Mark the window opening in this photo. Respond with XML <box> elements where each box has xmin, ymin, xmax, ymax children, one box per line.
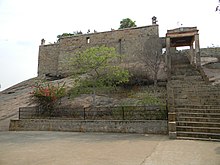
<box><xmin>86</xmin><ymin>37</ymin><xmax>90</xmax><ymax>44</ymax></box>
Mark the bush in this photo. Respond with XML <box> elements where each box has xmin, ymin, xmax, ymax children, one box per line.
<box><xmin>30</xmin><ymin>81</ymin><xmax>66</xmax><ymax>115</ymax></box>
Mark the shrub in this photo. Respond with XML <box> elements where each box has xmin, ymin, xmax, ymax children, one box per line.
<box><xmin>30</xmin><ymin>81</ymin><xmax>66</xmax><ymax>115</ymax></box>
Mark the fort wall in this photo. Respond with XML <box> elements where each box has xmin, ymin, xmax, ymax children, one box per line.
<box><xmin>38</xmin><ymin>25</ymin><xmax>165</xmax><ymax>80</ymax></box>
<box><xmin>38</xmin><ymin>43</ymin><xmax>59</xmax><ymax>76</ymax></box>
<box><xmin>37</xmin><ymin>23</ymin><xmax>220</xmax><ymax>82</ymax></box>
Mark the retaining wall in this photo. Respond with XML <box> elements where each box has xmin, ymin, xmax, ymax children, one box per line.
<box><xmin>9</xmin><ymin>119</ymin><xmax>168</xmax><ymax>134</ymax></box>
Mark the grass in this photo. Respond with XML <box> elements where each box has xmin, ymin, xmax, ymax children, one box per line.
<box><xmin>68</xmin><ymin>84</ymin><xmax>167</xmax><ymax>107</ymax></box>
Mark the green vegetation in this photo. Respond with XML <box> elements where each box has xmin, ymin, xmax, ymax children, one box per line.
<box><xmin>117</xmin><ymin>86</ymin><xmax>166</xmax><ymax>107</ymax></box>
<box><xmin>30</xmin><ymin>81</ymin><xmax>66</xmax><ymax>114</ymax></box>
<box><xmin>69</xmin><ymin>46</ymin><xmax>130</xmax><ymax>106</ymax></box>
<box><xmin>57</xmin><ymin>31</ymin><xmax>83</xmax><ymax>40</ymax></box>
<box><xmin>119</xmin><ymin>18</ymin><xmax>137</xmax><ymax>29</ymax></box>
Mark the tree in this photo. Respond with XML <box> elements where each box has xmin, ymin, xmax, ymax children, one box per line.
<box><xmin>57</xmin><ymin>31</ymin><xmax>83</xmax><ymax>41</ymax></box>
<box><xmin>119</xmin><ymin>18</ymin><xmax>137</xmax><ymax>29</ymax></box>
<box><xmin>69</xmin><ymin>46</ymin><xmax>130</xmax><ymax>107</ymax></box>
<box><xmin>135</xmin><ymin>38</ymin><xmax>162</xmax><ymax>88</ymax></box>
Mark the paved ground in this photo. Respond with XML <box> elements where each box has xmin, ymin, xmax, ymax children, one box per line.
<box><xmin>0</xmin><ymin>131</ymin><xmax>219</xmax><ymax>165</ymax></box>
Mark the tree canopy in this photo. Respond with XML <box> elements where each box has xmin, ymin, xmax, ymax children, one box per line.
<box><xmin>69</xmin><ymin>46</ymin><xmax>130</xmax><ymax>100</ymax></box>
<box><xmin>70</xmin><ymin>46</ymin><xmax>130</xmax><ymax>86</ymax></box>
<box><xmin>119</xmin><ymin>18</ymin><xmax>137</xmax><ymax>29</ymax></box>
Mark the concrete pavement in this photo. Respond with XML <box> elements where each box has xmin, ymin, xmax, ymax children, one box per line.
<box><xmin>0</xmin><ymin>131</ymin><xmax>219</xmax><ymax>165</ymax></box>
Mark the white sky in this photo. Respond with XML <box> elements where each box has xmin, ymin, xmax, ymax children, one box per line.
<box><xmin>0</xmin><ymin>0</ymin><xmax>219</xmax><ymax>91</ymax></box>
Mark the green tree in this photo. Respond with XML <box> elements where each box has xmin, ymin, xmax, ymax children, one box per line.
<box><xmin>69</xmin><ymin>46</ymin><xmax>130</xmax><ymax>107</ymax></box>
<box><xmin>119</xmin><ymin>18</ymin><xmax>137</xmax><ymax>29</ymax></box>
<box><xmin>57</xmin><ymin>31</ymin><xmax>83</xmax><ymax>40</ymax></box>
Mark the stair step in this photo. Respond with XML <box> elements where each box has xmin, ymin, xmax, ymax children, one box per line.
<box><xmin>176</xmin><ymin>112</ymin><xmax>220</xmax><ymax>118</ymax></box>
<box><xmin>173</xmin><ymin>92</ymin><xmax>220</xmax><ymax>96</ymax></box>
<box><xmin>168</xmin><ymin>58</ymin><xmax>220</xmax><ymax>140</ymax></box>
<box><xmin>175</xmin><ymin>108</ymin><xmax>220</xmax><ymax>113</ymax></box>
<box><xmin>172</xmin><ymin>64</ymin><xmax>192</xmax><ymax>68</ymax></box>
<box><xmin>172</xmin><ymin>88</ymin><xmax>220</xmax><ymax>93</ymax></box>
<box><xmin>168</xmin><ymin>79</ymin><xmax>206</xmax><ymax>83</ymax></box>
<box><xmin>174</xmin><ymin>100</ymin><xmax>220</xmax><ymax>106</ymax></box>
<box><xmin>173</xmin><ymin>89</ymin><xmax>220</xmax><ymax>93</ymax></box>
<box><xmin>171</xmin><ymin>76</ymin><xmax>203</xmax><ymax>81</ymax></box>
<box><xmin>177</xmin><ymin>121</ymin><xmax>220</xmax><ymax>127</ymax></box>
<box><xmin>176</xmin><ymin>126</ymin><xmax>220</xmax><ymax>133</ymax></box>
<box><xmin>176</xmin><ymin>136</ymin><xmax>220</xmax><ymax>142</ymax></box>
<box><xmin>171</xmin><ymin>82</ymin><xmax>220</xmax><ymax>85</ymax></box>
<box><xmin>177</xmin><ymin>131</ymin><xmax>220</xmax><ymax>139</ymax></box>
<box><xmin>177</xmin><ymin>117</ymin><xmax>220</xmax><ymax>122</ymax></box>
<box><xmin>171</xmin><ymin>71</ymin><xmax>200</xmax><ymax>76</ymax></box>
<box><xmin>175</xmin><ymin>105</ymin><xmax>220</xmax><ymax>109</ymax></box>
<box><xmin>173</xmin><ymin>97</ymin><xmax>220</xmax><ymax>102</ymax></box>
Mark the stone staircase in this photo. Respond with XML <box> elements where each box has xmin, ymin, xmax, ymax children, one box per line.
<box><xmin>167</xmin><ymin>52</ymin><xmax>220</xmax><ymax>141</ymax></box>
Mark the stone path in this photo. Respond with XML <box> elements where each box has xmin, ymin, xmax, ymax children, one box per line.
<box><xmin>0</xmin><ymin>132</ymin><xmax>219</xmax><ymax>165</ymax></box>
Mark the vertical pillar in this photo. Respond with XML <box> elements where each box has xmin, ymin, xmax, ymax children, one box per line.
<box><xmin>166</xmin><ymin>37</ymin><xmax>171</xmax><ymax>79</ymax></box>
<box><xmin>189</xmin><ymin>45</ymin><xmax>194</xmax><ymax>65</ymax></box>
<box><xmin>195</xmin><ymin>34</ymin><xmax>201</xmax><ymax>67</ymax></box>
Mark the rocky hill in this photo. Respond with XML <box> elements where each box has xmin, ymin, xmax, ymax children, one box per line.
<box><xmin>0</xmin><ymin>76</ymin><xmax>167</xmax><ymax>131</ymax></box>
<box><xmin>0</xmin><ymin>77</ymin><xmax>76</xmax><ymax>131</ymax></box>
<box><xmin>0</xmin><ymin>56</ymin><xmax>219</xmax><ymax>131</ymax></box>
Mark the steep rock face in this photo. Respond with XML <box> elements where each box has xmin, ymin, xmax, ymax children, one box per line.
<box><xmin>0</xmin><ymin>77</ymin><xmax>74</xmax><ymax>130</ymax></box>
<box><xmin>0</xmin><ymin>78</ymin><xmax>36</xmax><ymax>130</ymax></box>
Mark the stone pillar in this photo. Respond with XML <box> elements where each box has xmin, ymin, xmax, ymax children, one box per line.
<box><xmin>166</xmin><ymin>37</ymin><xmax>171</xmax><ymax>79</ymax></box>
<box><xmin>168</xmin><ymin>106</ymin><xmax>177</xmax><ymax>139</ymax></box>
<box><xmin>195</xmin><ymin>34</ymin><xmax>201</xmax><ymax>67</ymax></box>
<box><xmin>169</xmin><ymin>121</ymin><xmax>177</xmax><ymax>139</ymax></box>
<box><xmin>189</xmin><ymin>45</ymin><xmax>194</xmax><ymax>65</ymax></box>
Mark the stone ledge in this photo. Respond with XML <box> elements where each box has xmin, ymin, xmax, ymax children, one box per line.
<box><xmin>9</xmin><ymin>119</ymin><xmax>168</xmax><ymax>134</ymax></box>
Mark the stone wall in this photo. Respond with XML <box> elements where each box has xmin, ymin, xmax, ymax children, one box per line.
<box><xmin>9</xmin><ymin>119</ymin><xmax>168</xmax><ymax>134</ymax></box>
<box><xmin>38</xmin><ymin>25</ymin><xmax>165</xmax><ymax>80</ymax></box>
<box><xmin>200</xmin><ymin>47</ymin><xmax>220</xmax><ymax>57</ymax></box>
<box><xmin>38</xmin><ymin>43</ymin><xmax>59</xmax><ymax>76</ymax></box>
<box><xmin>182</xmin><ymin>47</ymin><xmax>220</xmax><ymax>58</ymax></box>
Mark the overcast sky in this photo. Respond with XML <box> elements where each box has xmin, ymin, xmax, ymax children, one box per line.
<box><xmin>0</xmin><ymin>0</ymin><xmax>219</xmax><ymax>91</ymax></box>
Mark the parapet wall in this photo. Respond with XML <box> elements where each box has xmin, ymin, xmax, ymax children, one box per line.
<box><xmin>38</xmin><ymin>25</ymin><xmax>164</xmax><ymax>79</ymax></box>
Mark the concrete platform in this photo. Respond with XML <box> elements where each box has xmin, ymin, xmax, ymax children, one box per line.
<box><xmin>0</xmin><ymin>131</ymin><xmax>219</xmax><ymax>165</ymax></box>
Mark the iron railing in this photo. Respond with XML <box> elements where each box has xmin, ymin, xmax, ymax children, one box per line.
<box><xmin>19</xmin><ymin>105</ymin><xmax>167</xmax><ymax>120</ymax></box>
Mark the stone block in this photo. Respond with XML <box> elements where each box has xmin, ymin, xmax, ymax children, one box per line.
<box><xmin>168</xmin><ymin>121</ymin><xmax>176</xmax><ymax>132</ymax></box>
<box><xmin>168</xmin><ymin>112</ymin><xmax>176</xmax><ymax>122</ymax></box>
<box><xmin>169</xmin><ymin>131</ymin><xmax>177</xmax><ymax>139</ymax></box>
